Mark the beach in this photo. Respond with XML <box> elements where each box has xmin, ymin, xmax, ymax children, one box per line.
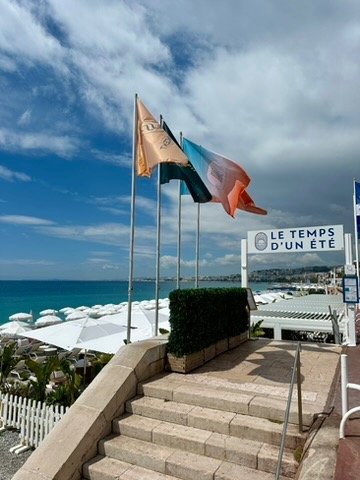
<box><xmin>0</xmin><ymin>280</ymin><xmax>272</xmax><ymax>326</ymax></box>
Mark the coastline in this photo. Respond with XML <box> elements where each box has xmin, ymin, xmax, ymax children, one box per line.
<box><xmin>0</xmin><ymin>280</ymin><xmax>273</xmax><ymax>326</ymax></box>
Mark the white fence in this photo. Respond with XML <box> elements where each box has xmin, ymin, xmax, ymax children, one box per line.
<box><xmin>0</xmin><ymin>393</ymin><xmax>68</xmax><ymax>454</ymax></box>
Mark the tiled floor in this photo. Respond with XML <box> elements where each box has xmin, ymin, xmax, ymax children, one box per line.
<box><xmin>181</xmin><ymin>339</ymin><xmax>341</xmax><ymax>420</ymax></box>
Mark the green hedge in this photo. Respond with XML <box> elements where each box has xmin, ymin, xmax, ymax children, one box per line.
<box><xmin>167</xmin><ymin>287</ymin><xmax>249</xmax><ymax>357</ymax></box>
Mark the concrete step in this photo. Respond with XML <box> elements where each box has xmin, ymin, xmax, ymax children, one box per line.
<box><xmin>83</xmin><ymin>454</ymin><xmax>179</xmax><ymax>479</ymax></box>
<box><xmin>83</xmin><ymin>453</ymin><xmax>282</xmax><ymax>480</ymax></box>
<box><xmin>138</xmin><ymin>376</ymin><xmax>314</xmax><ymax>426</ymax></box>
<box><xmin>101</xmin><ymin>428</ymin><xmax>297</xmax><ymax>478</ymax></box>
<box><xmin>126</xmin><ymin>395</ymin><xmax>305</xmax><ymax>449</ymax></box>
<box><xmin>152</xmin><ymin>372</ymin><xmax>317</xmax><ymax>403</ymax></box>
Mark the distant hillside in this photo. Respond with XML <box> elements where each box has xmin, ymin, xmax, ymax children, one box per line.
<box><xmin>198</xmin><ymin>265</ymin><xmax>337</xmax><ymax>283</ymax></box>
<box><xmin>249</xmin><ymin>266</ymin><xmax>335</xmax><ymax>283</ymax></box>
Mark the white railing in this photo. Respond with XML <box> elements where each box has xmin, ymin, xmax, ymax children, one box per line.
<box><xmin>275</xmin><ymin>341</ymin><xmax>303</xmax><ymax>480</ymax></box>
<box><xmin>340</xmin><ymin>354</ymin><xmax>360</xmax><ymax>438</ymax></box>
<box><xmin>0</xmin><ymin>393</ymin><xmax>68</xmax><ymax>454</ymax></box>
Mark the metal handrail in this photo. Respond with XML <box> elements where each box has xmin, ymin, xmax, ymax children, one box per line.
<box><xmin>340</xmin><ymin>353</ymin><xmax>360</xmax><ymax>438</ymax></box>
<box><xmin>275</xmin><ymin>341</ymin><xmax>303</xmax><ymax>480</ymax></box>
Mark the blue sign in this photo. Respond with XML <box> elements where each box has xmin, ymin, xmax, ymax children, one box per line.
<box><xmin>343</xmin><ymin>276</ymin><xmax>359</xmax><ymax>304</ymax></box>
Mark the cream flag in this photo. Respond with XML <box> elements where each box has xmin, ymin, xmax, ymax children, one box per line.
<box><xmin>136</xmin><ymin>98</ymin><xmax>188</xmax><ymax>177</ymax></box>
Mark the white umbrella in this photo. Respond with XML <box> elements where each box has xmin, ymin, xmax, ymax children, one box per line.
<box><xmin>35</xmin><ymin>315</ymin><xmax>62</xmax><ymax>327</ymax></box>
<box><xmin>18</xmin><ymin>316</ymin><xmax>129</xmax><ymax>353</ymax></box>
<box><xmin>76</xmin><ymin>310</ymin><xmax>162</xmax><ymax>353</ymax></box>
<box><xmin>65</xmin><ymin>311</ymin><xmax>88</xmax><ymax>321</ymax></box>
<box><xmin>99</xmin><ymin>307</ymin><xmax>170</xmax><ymax>336</ymax></box>
<box><xmin>8</xmin><ymin>312</ymin><xmax>33</xmax><ymax>322</ymax></box>
<box><xmin>74</xmin><ymin>329</ymin><xmax>127</xmax><ymax>354</ymax></box>
<box><xmin>59</xmin><ymin>307</ymin><xmax>74</xmax><ymax>314</ymax></box>
<box><xmin>39</xmin><ymin>309</ymin><xmax>58</xmax><ymax>316</ymax></box>
<box><xmin>140</xmin><ymin>308</ymin><xmax>170</xmax><ymax>333</ymax></box>
<box><xmin>0</xmin><ymin>321</ymin><xmax>32</xmax><ymax>337</ymax></box>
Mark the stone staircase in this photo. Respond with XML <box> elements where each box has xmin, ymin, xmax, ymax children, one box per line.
<box><xmin>83</xmin><ymin>372</ymin><xmax>310</xmax><ymax>480</ymax></box>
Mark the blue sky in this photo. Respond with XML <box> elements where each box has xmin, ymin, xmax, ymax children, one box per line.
<box><xmin>0</xmin><ymin>0</ymin><xmax>359</xmax><ymax>280</ymax></box>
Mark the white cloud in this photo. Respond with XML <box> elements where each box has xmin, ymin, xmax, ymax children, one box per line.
<box><xmin>98</xmin><ymin>207</ymin><xmax>128</xmax><ymax>216</ymax></box>
<box><xmin>0</xmin><ymin>1</ymin><xmax>358</xmax><ymax>279</ymax></box>
<box><xmin>0</xmin><ymin>128</ymin><xmax>80</xmax><ymax>157</ymax></box>
<box><xmin>18</xmin><ymin>109</ymin><xmax>32</xmax><ymax>126</ymax></box>
<box><xmin>91</xmin><ymin>149</ymin><xmax>131</xmax><ymax>168</ymax></box>
<box><xmin>298</xmin><ymin>253</ymin><xmax>325</xmax><ymax>266</ymax></box>
<box><xmin>160</xmin><ymin>253</ymin><xmax>241</xmax><ymax>270</ymax></box>
<box><xmin>36</xmin><ymin>223</ymin><xmax>128</xmax><ymax>245</ymax></box>
<box><xmin>0</xmin><ymin>165</ymin><xmax>31</xmax><ymax>182</ymax></box>
<box><xmin>49</xmin><ymin>0</ymin><xmax>169</xmax><ymax>63</ymax></box>
<box><xmin>0</xmin><ymin>0</ymin><xmax>65</xmax><ymax>69</ymax></box>
<box><xmin>0</xmin><ymin>258</ymin><xmax>55</xmax><ymax>266</ymax></box>
<box><xmin>0</xmin><ymin>215</ymin><xmax>54</xmax><ymax>226</ymax></box>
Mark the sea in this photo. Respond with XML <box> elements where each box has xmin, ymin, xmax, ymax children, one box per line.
<box><xmin>0</xmin><ymin>280</ymin><xmax>274</xmax><ymax>326</ymax></box>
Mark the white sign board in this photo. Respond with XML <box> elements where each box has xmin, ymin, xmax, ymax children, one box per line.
<box><xmin>247</xmin><ymin>224</ymin><xmax>344</xmax><ymax>254</ymax></box>
<box><xmin>345</xmin><ymin>264</ymin><xmax>356</xmax><ymax>275</ymax></box>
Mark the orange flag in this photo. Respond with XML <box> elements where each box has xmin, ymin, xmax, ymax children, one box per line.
<box><xmin>182</xmin><ymin>137</ymin><xmax>267</xmax><ymax>217</ymax></box>
<box><xmin>136</xmin><ymin>98</ymin><xmax>188</xmax><ymax>177</ymax></box>
<box><xmin>237</xmin><ymin>190</ymin><xmax>267</xmax><ymax>215</ymax></box>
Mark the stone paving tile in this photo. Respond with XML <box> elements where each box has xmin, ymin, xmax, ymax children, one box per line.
<box><xmin>189</xmin><ymin>339</ymin><xmax>340</xmax><ymax>405</ymax></box>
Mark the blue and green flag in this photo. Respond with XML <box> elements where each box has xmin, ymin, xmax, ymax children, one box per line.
<box><xmin>159</xmin><ymin>122</ymin><xmax>212</xmax><ymax>203</ymax></box>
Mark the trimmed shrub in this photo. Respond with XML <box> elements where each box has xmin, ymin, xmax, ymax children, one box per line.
<box><xmin>167</xmin><ymin>287</ymin><xmax>249</xmax><ymax>357</ymax></box>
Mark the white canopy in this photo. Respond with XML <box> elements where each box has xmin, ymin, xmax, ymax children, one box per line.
<box><xmin>8</xmin><ymin>312</ymin><xmax>33</xmax><ymax>322</ymax></box>
<box><xmin>19</xmin><ymin>316</ymin><xmax>128</xmax><ymax>353</ymax></box>
<box><xmin>18</xmin><ymin>307</ymin><xmax>170</xmax><ymax>354</ymax></box>
<box><xmin>35</xmin><ymin>315</ymin><xmax>62</xmax><ymax>327</ymax></box>
<box><xmin>0</xmin><ymin>320</ymin><xmax>32</xmax><ymax>337</ymax></box>
<box><xmin>39</xmin><ymin>309</ymin><xmax>58</xmax><ymax>316</ymax></box>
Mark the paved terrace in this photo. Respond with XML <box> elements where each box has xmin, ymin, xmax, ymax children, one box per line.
<box><xmin>176</xmin><ymin>338</ymin><xmax>340</xmax><ymax>416</ymax></box>
<box><xmin>13</xmin><ymin>337</ymin><xmax>343</xmax><ymax>480</ymax></box>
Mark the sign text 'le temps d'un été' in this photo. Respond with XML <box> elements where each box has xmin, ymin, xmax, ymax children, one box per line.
<box><xmin>247</xmin><ymin>225</ymin><xmax>344</xmax><ymax>254</ymax></box>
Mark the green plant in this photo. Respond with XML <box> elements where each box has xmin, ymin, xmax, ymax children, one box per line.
<box><xmin>26</xmin><ymin>357</ymin><xmax>59</xmax><ymax>402</ymax></box>
<box><xmin>91</xmin><ymin>353</ymin><xmax>113</xmax><ymax>377</ymax></box>
<box><xmin>6</xmin><ymin>380</ymin><xmax>30</xmax><ymax>398</ymax></box>
<box><xmin>0</xmin><ymin>342</ymin><xmax>20</xmax><ymax>393</ymax></box>
<box><xmin>167</xmin><ymin>287</ymin><xmax>249</xmax><ymax>357</ymax></box>
<box><xmin>250</xmin><ymin>320</ymin><xmax>265</xmax><ymax>338</ymax></box>
<box><xmin>59</xmin><ymin>359</ymin><xmax>82</xmax><ymax>404</ymax></box>
<box><xmin>294</xmin><ymin>445</ymin><xmax>303</xmax><ymax>463</ymax></box>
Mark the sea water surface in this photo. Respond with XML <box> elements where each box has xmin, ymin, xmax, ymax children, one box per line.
<box><xmin>0</xmin><ymin>280</ymin><xmax>273</xmax><ymax>326</ymax></box>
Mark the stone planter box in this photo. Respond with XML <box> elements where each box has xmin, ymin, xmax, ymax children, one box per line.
<box><xmin>167</xmin><ymin>350</ymin><xmax>204</xmax><ymax>374</ymax></box>
<box><xmin>203</xmin><ymin>344</ymin><xmax>216</xmax><ymax>362</ymax></box>
<box><xmin>229</xmin><ymin>331</ymin><xmax>249</xmax><ymax>349</ymax></box>
<box><xmin>167</xmin><ymin>330</ymin><xmax>249</xmax><ymax>374</ymax></box>
<box><xmin>215</xmin><ymin>338</ymin><xmax>229</xmax><ymax>355</ymax></box>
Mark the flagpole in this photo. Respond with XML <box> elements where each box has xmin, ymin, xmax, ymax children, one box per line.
<box><xmin>177</xmin><ymin>132</ymin><xmax>183</xmax><ymax>290</ymax></box>
<box><xmin>154</xmin><ymin>117</ymin><xmax>163</xmax><ymax>336</ymax></box>
<box><xmin>154</xmin><ymin>165</ymin><xmax>161</xmax><ymax>336</ymax></box>
<box><xmin>195</xmin><ymin>202</ymin><xmax>200</xmax><ymax>288</ymax></box>
<box><xmin>353</xmin><ymin>178</ymin><xmax>360</xmax><ymax>281</ymax></box>
<box><xmin>176</xmin><ymin>181</ymin><xmax>182</xmax><ymax>289</ymax></box>
<box><xmin>127</xmin><ymin>93</ymin><xmax>138</xmax><ymax>343</ymax></box>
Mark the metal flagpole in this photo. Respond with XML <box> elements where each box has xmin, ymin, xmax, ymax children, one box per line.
<box><xmin>353</xmin><ymin>178</ymin><xmax>360</xmax><ymax>282</ymax></box>
<box><xmin>154</xmin><ymin>115</ymin><xmax>163</xmax><ymax>336</ymax></box>
<box><xmin>176</xmin><ymin>180</ymin><xmax>182</xmax><ymax>289</ymax></box>
<box><xmin>126</xmin><ymin>93</ymin><xmax>138</xmax><ymax>343</ymax></box>
<box><xmin>176</xmin><ymin>132</ymin><xmax>183</xmax><ymax>290</ymax></box>
<box><xmin>195</xmin><ymin>202</ymin><xmax>200</xmax><ymax>288</ymax></box>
